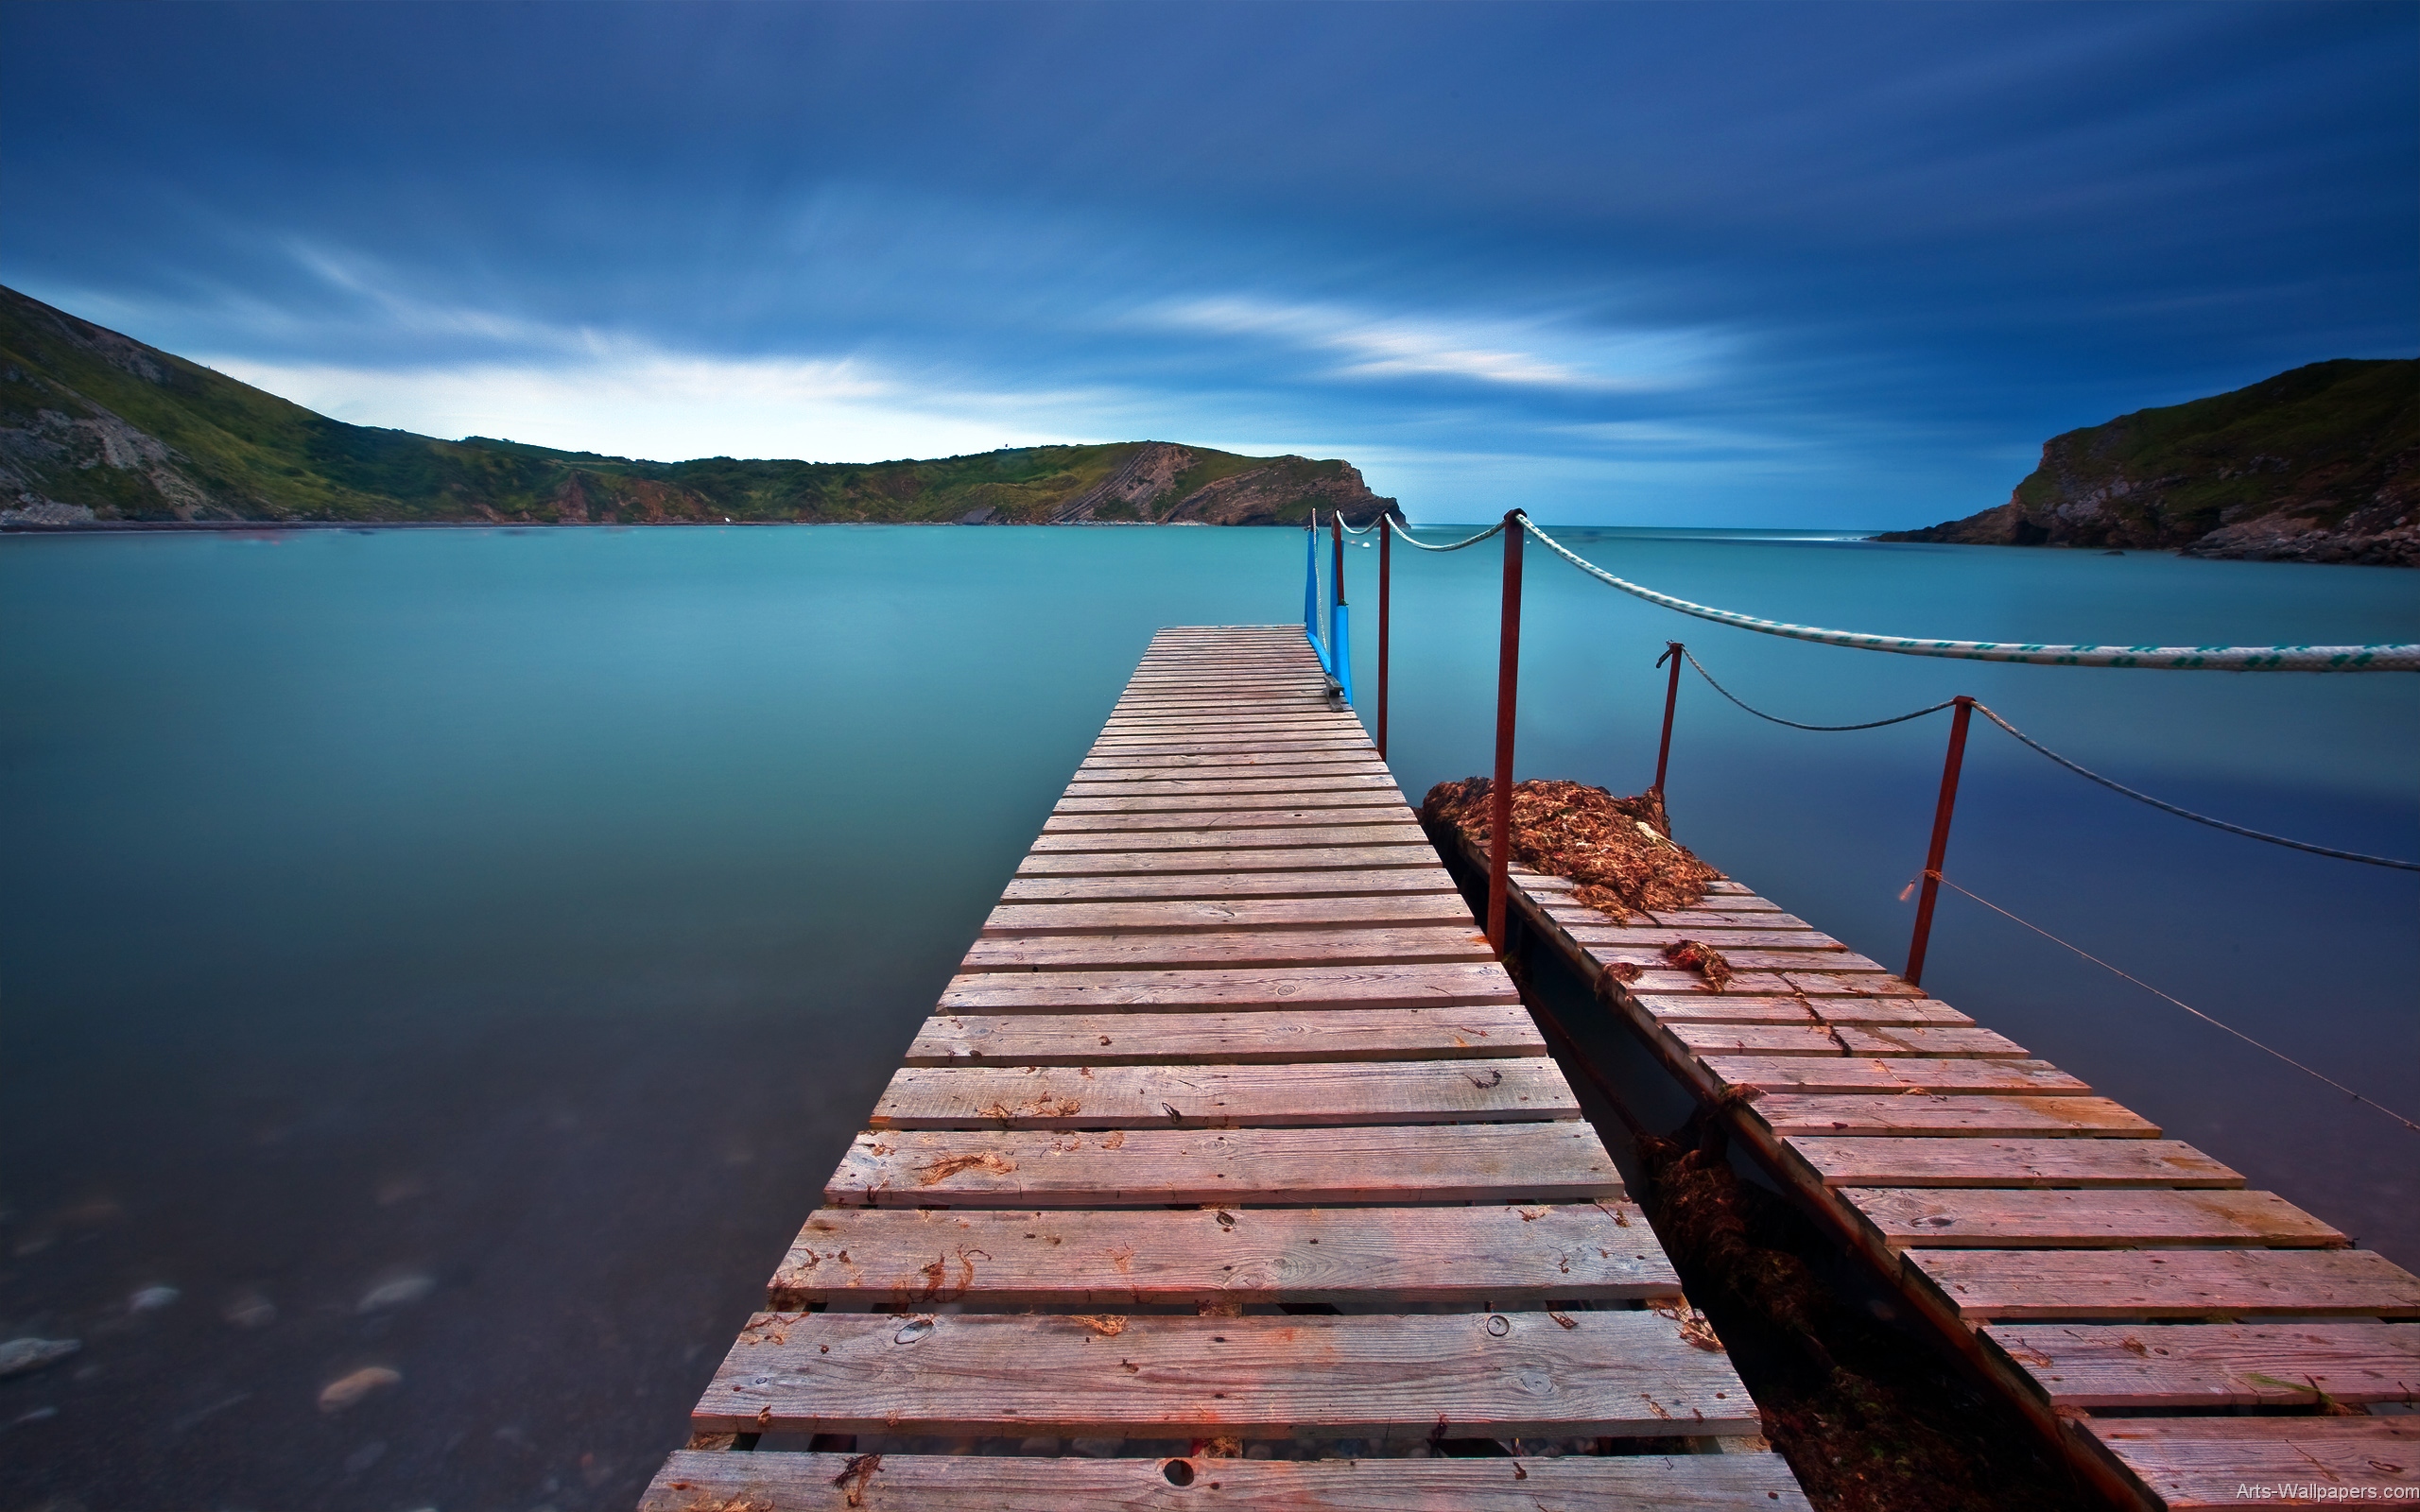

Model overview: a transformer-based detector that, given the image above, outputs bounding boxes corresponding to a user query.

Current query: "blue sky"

[3,2,2412,525]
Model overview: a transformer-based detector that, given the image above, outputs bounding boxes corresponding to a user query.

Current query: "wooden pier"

[1443,832,2420,1512]
[641,627,1811,1509]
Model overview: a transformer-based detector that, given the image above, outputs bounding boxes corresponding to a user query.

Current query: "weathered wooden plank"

[1017,844,1439,876]
[1786,1137,2243,1189]
[825,1123,1626,1207]
[1557,923,1840,952]
[769,1201,1675,1307]
[868,1058,1580,1129]
[1854,1187,2345,1249]
[1632,993,1975,1026]
[960,926,1495,972]
[1055,788,1413,813]
[1646,910,1806,928]
[1029,823,1430,853]
[692,1309,1760,1439]
[1045,805,1407,833]
[1000,869,1459,902]
[1752,1094,2160,1138]
[982,894,1473,936]
[1063,773,1398,796]
[643,1449,1816,1512]
[1083,739,1375,758]
[1667,1023,2030,1058]
[2083,1418,2417,1509]
[1590,945,1898,974]
[937,962,1521,1014]
[1982,1320,2420,1409]
[1907,1247,2420,1320]
[1078,750,1392,772]
[1703,1056,2089,1096]
[905,1005,1545,1065]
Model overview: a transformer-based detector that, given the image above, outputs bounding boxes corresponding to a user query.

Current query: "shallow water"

[2,524,2412,1511]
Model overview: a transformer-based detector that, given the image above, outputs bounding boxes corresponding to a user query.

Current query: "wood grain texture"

[1016,845,1440,877]
[999,869,1459,902]
[1632,993,1974,1026]
[1028,824,1431,853]
[1786,1137,2243,1189]
[642,1450,1816,1512]
[1907,1247,2420,1320]
[867,1058,1580,1129]
[769,1202,1677,1307]
[1751,1094,2159,1138]
[1854,1187,2344,1249]
[1667,1023,2029,1058]
[1063,773,1399,797]
[958,926,1496,972]
[1982,1320,2420,1409]
[904,1005,1545,1065]
[1044,806,1408,833]
[937,963,1521,1014]
[824,1123,1626,1208]
[2083,1418,2417,1508]
[1051,791,1402,816]
[692,1310,1760,1439]
[1703,1056,2089,1096]
[981,895,1473,936]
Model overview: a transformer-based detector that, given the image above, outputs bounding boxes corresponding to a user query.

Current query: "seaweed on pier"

[1419,778,1722,921]
[1634,1113,2095,1512]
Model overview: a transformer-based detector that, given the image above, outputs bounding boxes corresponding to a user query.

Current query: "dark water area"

[1,525,2412,1511]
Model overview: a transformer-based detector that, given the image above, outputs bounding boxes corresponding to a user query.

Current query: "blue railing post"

[1329,514,1353,705]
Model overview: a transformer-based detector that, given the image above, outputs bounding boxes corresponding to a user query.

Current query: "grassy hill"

[0,284,1396,528]
[1881,359,2418,564]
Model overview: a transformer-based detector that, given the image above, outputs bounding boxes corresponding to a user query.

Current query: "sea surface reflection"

[2,524,2412,1510]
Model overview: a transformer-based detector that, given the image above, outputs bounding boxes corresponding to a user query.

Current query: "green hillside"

[0,284,1394,528]
[1882,358,2418,564]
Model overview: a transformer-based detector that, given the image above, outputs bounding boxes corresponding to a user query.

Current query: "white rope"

[1387,517,1507,553]
[1516,516,2420,673]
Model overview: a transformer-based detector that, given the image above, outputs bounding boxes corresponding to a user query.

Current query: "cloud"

[1147,296,1723,393]
[199,347,1112,465]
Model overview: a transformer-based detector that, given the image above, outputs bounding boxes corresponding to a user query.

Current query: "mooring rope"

[1968,703,2420,871]
[1680,647,1960,731]
[1672,647,2420,869]
[1518,515,2420,672]
[1926,871,2420,1135]
[1387,517,1508,552]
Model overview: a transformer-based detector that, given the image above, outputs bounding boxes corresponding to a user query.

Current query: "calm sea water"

[3,524,2413,1511]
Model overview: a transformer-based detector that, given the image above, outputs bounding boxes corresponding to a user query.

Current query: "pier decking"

[1444,834,2420,1512]
[641,627,1810,1509]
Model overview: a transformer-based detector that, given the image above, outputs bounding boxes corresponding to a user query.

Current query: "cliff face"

[0,284,1399,528]
[1879,360,2418,565]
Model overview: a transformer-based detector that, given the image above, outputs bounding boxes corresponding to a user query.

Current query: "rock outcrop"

[1880,359,2417,565]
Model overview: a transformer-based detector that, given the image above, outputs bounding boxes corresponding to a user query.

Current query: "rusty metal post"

[1488,510,1526,954]
[1904,695,1976,988]
[1376,515,1392,759]
[1651,641,1684,794]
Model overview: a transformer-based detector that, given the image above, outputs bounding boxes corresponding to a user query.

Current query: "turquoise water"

[2,524,2413,1509]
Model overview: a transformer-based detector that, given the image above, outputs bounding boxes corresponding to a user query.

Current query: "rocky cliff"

[1879,359,2417,565]
[0,284,1399,529]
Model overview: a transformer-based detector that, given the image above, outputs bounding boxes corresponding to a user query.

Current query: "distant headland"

[0,285,1400,530]
[1880,358,2416,566]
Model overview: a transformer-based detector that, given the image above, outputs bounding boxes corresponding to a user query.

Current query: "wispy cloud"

[1147,296,1723,393]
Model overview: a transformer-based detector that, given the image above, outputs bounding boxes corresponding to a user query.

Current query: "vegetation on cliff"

[0,285,1398,528]
[1880,359,2417,564]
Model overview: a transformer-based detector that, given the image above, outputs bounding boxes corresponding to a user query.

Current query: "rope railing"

[1517,514,2420,672]
[1388,517,1507,553]
[1927,871,2420,1136]
[1663,645,2419,871]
